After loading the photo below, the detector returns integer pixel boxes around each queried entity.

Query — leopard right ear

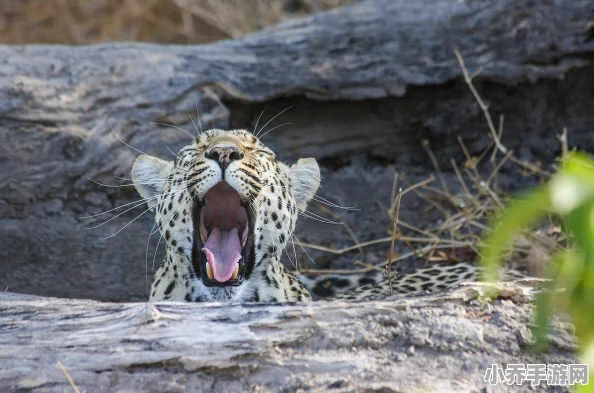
[288,157,320,212]
[131,154,173,210]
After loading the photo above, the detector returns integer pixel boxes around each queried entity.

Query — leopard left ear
[288,158,320,211]
[131,154,174,211]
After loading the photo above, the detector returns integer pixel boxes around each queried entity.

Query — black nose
[205,146,244,171]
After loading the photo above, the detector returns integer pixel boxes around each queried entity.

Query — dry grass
[294,51,567,278]
[0,0,352,45]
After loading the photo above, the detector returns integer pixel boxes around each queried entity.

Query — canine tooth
[201,232,207,243]
[206,264,214,280]
[241,235,247,248]
[231,264,239,280]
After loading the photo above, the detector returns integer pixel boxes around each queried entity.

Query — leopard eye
[255,149,275,157]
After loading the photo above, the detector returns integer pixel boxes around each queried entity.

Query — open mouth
[192,181,253,287]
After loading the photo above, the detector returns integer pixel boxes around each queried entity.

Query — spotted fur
[132,129,481,303]
[301,262,481,301]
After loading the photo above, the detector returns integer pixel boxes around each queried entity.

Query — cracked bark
[0,284,578,392]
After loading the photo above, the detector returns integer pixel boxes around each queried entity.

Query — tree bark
[0,284,578,393]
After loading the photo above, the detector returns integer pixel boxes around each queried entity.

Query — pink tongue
[201,227,242,282]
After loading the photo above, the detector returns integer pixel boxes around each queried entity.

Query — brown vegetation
[295,51,567,281]
[0,0,351,45]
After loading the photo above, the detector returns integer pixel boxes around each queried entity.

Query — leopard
[131,128,481,303]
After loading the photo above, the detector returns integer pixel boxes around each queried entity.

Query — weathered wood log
[0,0,593,302]
[0,284,578,392]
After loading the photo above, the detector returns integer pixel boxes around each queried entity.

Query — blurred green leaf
[481,185,551,284]
[481,152,594,389]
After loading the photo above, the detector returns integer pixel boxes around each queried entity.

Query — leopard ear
[131,154,173,210]
[288,158,320,212]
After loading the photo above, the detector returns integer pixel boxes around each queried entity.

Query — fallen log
[0,283,578,392]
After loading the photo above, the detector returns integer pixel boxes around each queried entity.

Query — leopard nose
[205,146,244,170]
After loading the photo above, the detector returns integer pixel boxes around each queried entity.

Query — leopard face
[132,129,319,302]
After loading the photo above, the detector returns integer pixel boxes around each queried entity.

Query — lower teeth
[205,263,239,281]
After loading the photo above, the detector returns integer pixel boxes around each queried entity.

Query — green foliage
[481,153,594,392]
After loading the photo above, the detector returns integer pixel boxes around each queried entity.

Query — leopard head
[131,129,320,301]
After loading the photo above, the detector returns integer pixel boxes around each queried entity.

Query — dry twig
[454,49,507,155]
[386,188,403,293]
[57,361,82,393]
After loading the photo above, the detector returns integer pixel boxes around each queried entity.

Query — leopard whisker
[153,122,195,141]
[292,234,316,266]
[152,196,192,271]
[164,144,179,159]
[246,199,261,225]
[282,224,300,270]
[80,189,171,219]
[83,188,186,226]
[100,205,154,240]
[113,175,141,181]
[145,221,158,292]
[299,210,343,225]
[108,118,151,157]
[255,106,292,137]
[80,194,161,219]
[86,177,170,188]
[194,92,203,135]
[266,184,355,211]
[257,122,292,140]
[284,244,297,269]
[291,233,298,270]
[313,195,359,211]
[186,103,201,137]
[113,174,185,188]
[162,146,190,173]
[113,173,185,182]
[151,225,165,273]
[253,108,266,136]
